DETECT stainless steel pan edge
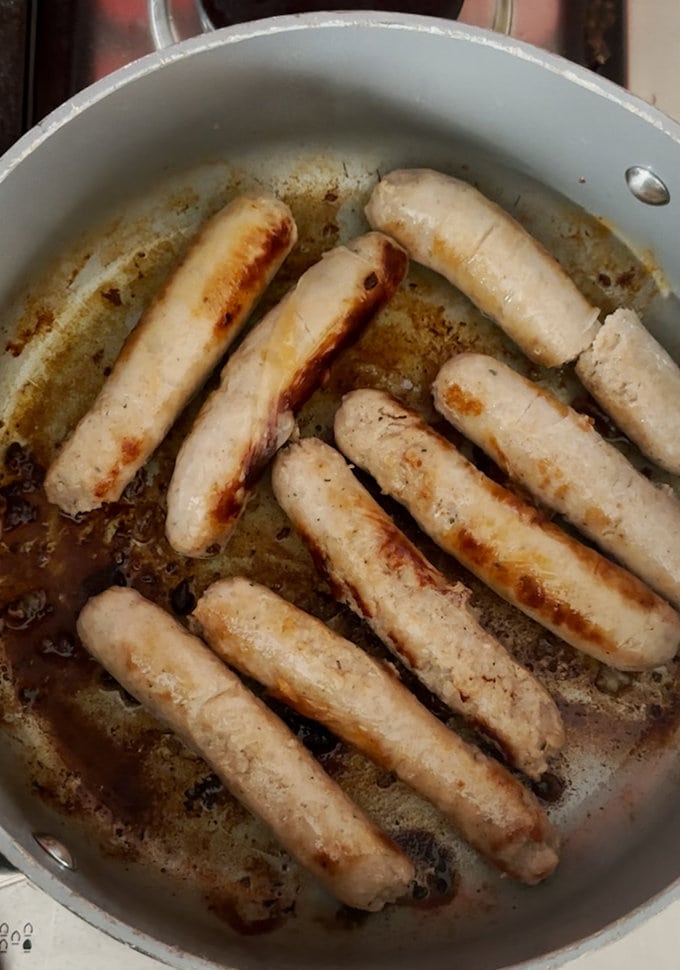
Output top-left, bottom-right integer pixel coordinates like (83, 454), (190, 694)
(2, 13), (680, 970)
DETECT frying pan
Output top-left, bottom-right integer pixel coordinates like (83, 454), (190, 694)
(1, 12), (680, 970)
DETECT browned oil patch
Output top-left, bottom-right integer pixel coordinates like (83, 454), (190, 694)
(392, 829), (458, 910)
(101, 286), (122, 306)
(616, 267), (637, 289)
(205, 889), (292, 936)
(633, 665), (680, 754)
(5, 306), (55, 357)
(0, 435), (323, 918)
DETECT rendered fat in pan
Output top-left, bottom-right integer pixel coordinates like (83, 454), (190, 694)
(45, 194), (297, 514)
(434, 353), (680, 611)
(336, 388), (680, 672)
(194, 577), (559, 885)
(271, 437), (564, 779)
(76, 586), (414, 911)
(365, 168), (600, 366)
(166, 231), (408, 558)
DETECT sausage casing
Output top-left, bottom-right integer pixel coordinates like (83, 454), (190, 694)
(194, 577), (559, 885)
(365, 168), (600, 366)
(435, 352), (680, 611)
(45, 194), (297, 514)
(166, 231), (408, 558)
(271, 437), (564, 778)
(76, 587), (414, 911)
(338, 387), (680, 672)
(576, 308), (680, 475)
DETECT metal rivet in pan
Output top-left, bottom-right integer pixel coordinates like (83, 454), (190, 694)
(625, 166), (671, 205)
(33, 834), (77, 871)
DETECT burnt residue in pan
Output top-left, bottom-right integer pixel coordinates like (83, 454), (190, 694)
(392, 828), (459, 909)
(2, 164), (680, 937)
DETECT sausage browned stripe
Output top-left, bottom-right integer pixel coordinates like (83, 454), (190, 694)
(76, 587), (413, 911)
(365, 168), (600, 366)
(576, 308), (680, 475)
(271, 437), (564, 779)
(45, 194), (297, 514)
(166, 232), (408, 558)
(195, 577), (559, 885)
(435, 353), (680, 611)
(338, 388), (680, 672)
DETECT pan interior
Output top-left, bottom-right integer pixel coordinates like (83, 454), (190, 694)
(2, 136), (680, 970)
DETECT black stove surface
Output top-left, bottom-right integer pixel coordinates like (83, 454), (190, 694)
(0, 1), (625, 156)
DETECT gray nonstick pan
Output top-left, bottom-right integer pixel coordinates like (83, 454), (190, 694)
(1, 13), (680, 970)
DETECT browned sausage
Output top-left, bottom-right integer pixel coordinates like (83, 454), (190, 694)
(166, 232), (408, 557)
(195, 577), (559, 885)
(435, 352), (680, 611)
(45, 194), (297, 514)
(338, 387), (680, 672)
(77, 587), (414, 911)
(271, 437), (564, 779)
(365, 168), (600, 366)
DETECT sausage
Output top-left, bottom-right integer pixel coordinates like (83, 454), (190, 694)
(338, 388), (680, 672)
(194, 577), (559, 885)
(166, 232), (408, 558)
(365, 168), (600, 366)
(576, 308), (680, 475)
(76, 587), (414, 911)
(434, 353), (680, 611)
(271, 437), (564, 779)
(45, 194), (297, 514)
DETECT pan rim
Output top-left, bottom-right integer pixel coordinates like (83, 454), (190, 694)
(1, 10), (680, 970)
(2, 9), (680, 188)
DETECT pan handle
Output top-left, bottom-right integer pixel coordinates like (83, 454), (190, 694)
(149, 0), (215, 49)
(148, 1), (513, 51)
(148, 0), (201, 50)
(492, 0), (513, 34)
(149, 0), (179, 49)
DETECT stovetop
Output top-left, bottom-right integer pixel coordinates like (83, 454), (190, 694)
(0, 0), (627, 155)
(1, 1), (680, 968)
